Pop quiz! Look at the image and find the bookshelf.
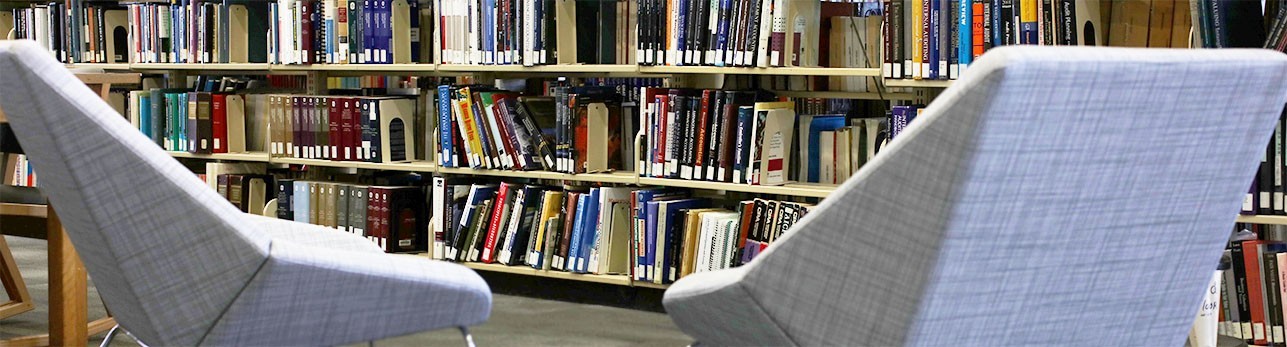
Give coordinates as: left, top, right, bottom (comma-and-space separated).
883, 79, 954, 89
1236, 215, 1287, 226
168, 152, 834, 198
8, 0, 906, 290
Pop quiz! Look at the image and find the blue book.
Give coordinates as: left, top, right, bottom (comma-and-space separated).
567, 194, 589, 273
991, 0, 1004, 47
140, 93, 152, 138
715, 0, 733, 66
643, 201, 661, 282
482, 0, 495, 64
928, 0, 941, 80
676, 0, 689, 65
576, 188, 602, 273
959, 0, 972, 67
408, 0, 421, 62
293, 181, 311, 224
731, 106, 754, 184
633, 189, 686, 279
807, 116, 848, 182
438, 85, 455, 167
657, 198, 707, 283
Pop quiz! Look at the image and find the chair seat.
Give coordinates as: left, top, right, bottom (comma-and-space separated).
0, 185, 45, 205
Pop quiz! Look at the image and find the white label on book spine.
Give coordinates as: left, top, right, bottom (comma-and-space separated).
1246, 323, 1256, 340
680, 167, 693, 180
1263, 192, 1273, 208
1245, 194, 1255, 211
1275, 326, 1284, 343
1256, 323, 1266, 341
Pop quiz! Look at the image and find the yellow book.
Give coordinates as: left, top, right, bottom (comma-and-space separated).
454, 87, 486, 168
681, 208, 724, 277
530, 191, 566, 266
911, 0, 923, 79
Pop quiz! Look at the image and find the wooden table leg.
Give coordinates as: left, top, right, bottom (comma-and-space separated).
47, 209, 87, 347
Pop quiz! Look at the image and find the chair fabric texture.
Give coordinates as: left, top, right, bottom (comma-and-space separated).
0, 40, 491, 346
663, 46, 1287, 346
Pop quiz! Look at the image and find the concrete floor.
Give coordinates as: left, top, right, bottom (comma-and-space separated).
0, 236, 691, 346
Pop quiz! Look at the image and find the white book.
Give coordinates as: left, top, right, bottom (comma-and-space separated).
835, 128, 851, 183
819, 131, 835, 185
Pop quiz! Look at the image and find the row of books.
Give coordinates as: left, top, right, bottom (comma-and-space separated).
1217, 225, 1287, 345
436, 80, 656, 174
797, 114, 883, 185
1245, 110, 1287, 217
259, 95, 418, 163
126, 89, 251, 154
116, 0, 428, 65
882, 0, 1104, 80
437, 0, 631, 65
1192, 0, 1272, 50
638, 89, 798, 186
274, 179, 429, 253
430, 178, 810, 283
634, 0, 823, 68
215, 173, 275, 216
8, 155, 37, 188
7, 2, 129, 64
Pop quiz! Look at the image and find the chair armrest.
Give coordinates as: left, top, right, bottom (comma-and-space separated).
203, 241, 492, 346
243, 214, 382, 253
663, 267, 795, 346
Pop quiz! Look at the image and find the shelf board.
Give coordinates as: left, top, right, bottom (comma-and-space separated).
358, 161, 438, 172
437, 167, 638, 184
460, 262, 634, 286
65, 63, 132, 71
167, 151, 272, 162
272, 63, 438, 74
271, 157, 365, 169
436, 64, 644, 76
1236, 215, 1287, 225
884, 79, 955, 88
771, 90, 918, 100
637, 177, 834, 198
640, 65, 882, 76
130, 63, 274, 71
632, 281, 670, 289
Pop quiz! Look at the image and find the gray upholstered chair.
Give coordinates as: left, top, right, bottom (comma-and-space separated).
0, 41, 490, 345
664, 46, 1287, 346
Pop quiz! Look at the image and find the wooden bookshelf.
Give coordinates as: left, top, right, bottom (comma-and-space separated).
771, 90, 918, 101
167, 151, 272, 162
460, 262, 633, 286
884, 79, 955, 88
130, 63, 275, 71
1236, 215, 1287, 226
438, 167, 638, 184
358, 161, 438, 172
270, 157, 366, 169
640, 65, 882, 76
637, 177, 834, 198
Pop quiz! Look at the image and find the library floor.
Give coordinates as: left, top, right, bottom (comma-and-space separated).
0, 236, 692, 346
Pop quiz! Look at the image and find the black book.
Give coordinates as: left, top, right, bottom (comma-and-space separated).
1263, 246, 1286, 341
1058, 0, 1076, 45
1232, 240, 1254, 341
704, 90, 726, 180
1220, 0, 1267, 48
277, 179, 295, 220
1000, 0, 1015, 45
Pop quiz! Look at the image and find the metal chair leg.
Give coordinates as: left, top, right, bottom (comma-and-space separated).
459, 327, 475, 347
97, 325, 120, 347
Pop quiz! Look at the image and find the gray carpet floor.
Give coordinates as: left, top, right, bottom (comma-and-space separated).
0, 236, 691, 346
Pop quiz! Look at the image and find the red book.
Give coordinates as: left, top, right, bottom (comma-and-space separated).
339, 98, 354, 161
212, 94, 228, 153
367, 187, 382, 247
1245, 240, 1271, 345
328, 97, 341, 161
694, 90, 713, 172
481, 183, 513, 263
300, 0, 313, 64
654, 95, 669, 177
489, 93, 522, 169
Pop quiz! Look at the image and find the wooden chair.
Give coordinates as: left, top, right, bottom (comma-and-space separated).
0, 72, 137, 347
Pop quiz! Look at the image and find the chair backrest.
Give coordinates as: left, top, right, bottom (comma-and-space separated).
737, 46, 1287, 346
0, 40, 270, 345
